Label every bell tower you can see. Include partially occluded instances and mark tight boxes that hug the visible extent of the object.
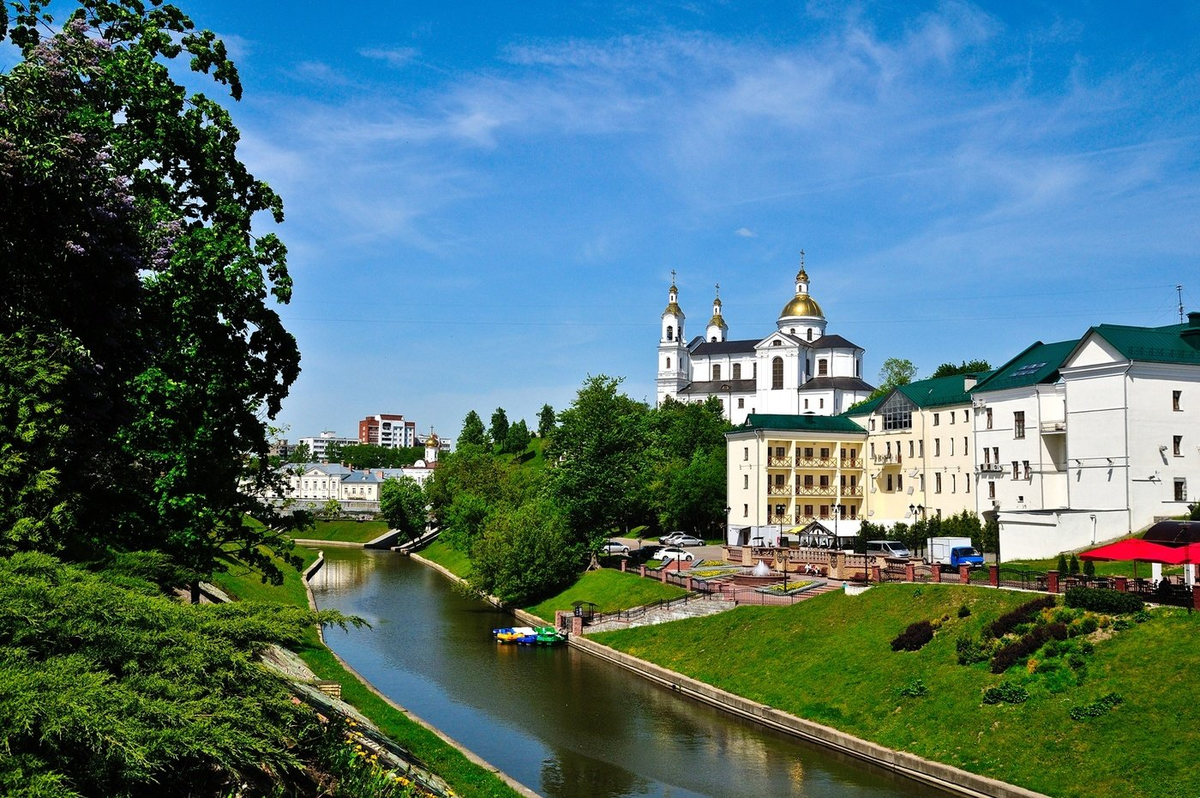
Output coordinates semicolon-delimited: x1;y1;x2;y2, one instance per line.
705;284;728;342
657;271;690;406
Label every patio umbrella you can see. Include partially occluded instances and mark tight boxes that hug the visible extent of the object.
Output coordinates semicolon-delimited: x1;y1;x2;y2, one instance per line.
1079;539;1184;585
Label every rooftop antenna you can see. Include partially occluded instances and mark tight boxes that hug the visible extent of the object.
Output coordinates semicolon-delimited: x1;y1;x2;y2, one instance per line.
1178;284;1185;323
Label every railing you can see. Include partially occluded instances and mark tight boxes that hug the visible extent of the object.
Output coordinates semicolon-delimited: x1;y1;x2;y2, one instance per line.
796;485;835;497
872;453;900;465
996;566;1046;591
767;514;792;525
768;457;791;467
795;457;837;468
839;485;863;497
839;458;863;468
768;485;791;496
1040;420;1066;433
977;463;1004;474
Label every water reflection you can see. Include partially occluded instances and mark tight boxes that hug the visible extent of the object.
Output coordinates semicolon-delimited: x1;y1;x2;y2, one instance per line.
310;549;940;798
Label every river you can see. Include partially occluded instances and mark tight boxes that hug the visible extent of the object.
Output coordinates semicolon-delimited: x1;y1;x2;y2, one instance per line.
308;548;944;798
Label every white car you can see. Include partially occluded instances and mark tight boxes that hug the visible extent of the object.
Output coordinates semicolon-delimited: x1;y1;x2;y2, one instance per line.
600;539;629;556
658;531;688;544
657;547;695;563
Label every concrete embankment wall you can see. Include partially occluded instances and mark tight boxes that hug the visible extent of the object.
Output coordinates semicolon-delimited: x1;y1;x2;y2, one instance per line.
410;554;1049;798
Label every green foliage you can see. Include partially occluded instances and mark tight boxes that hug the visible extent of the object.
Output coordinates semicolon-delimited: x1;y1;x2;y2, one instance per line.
891;620;935;652
1064;587;1144;614
1057;553;1069;574
489;407;509;449
379;476;425;541
929;360;992;379
1070;693;1124;721
958;604;972;618
468;496;583;605
333;443;425;469
877;357;917;393
522;568;687;622
898;679;928;698
287;441;312;463
982;682;1030;705
503;418;531;454
661;446;727;536
459;410;486;447
0;0;303;586
1069;554;1081;575
955;633;991;665
1083;557;1096;577
537;403;556;439
0;551;361;796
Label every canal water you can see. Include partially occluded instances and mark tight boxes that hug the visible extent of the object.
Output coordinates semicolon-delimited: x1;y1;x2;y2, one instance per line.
309;548;941;798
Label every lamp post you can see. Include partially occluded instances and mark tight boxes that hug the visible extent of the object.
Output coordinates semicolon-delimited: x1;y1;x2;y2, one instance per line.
724;505;731;545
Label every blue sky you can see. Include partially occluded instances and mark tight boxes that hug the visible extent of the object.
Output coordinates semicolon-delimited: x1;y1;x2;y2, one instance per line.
13;1;1200;444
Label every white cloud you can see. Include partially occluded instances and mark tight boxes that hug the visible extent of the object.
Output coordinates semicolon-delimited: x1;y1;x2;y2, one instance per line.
735;227;757;237
359;46;420;68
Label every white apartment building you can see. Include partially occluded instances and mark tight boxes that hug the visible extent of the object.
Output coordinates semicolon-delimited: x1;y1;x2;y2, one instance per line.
297;431;359;462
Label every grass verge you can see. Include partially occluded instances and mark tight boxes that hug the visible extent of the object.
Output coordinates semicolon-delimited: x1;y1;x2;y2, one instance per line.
291;519;391;544
523;568;687;622
211;547;522;798
418;538;472;579
590;583;1199;798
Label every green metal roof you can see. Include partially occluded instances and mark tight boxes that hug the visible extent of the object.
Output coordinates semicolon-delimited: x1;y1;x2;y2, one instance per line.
842;371;993;418
843;393;885;417
735;413;867;434
972;339;1078;393
1086;321;1200;365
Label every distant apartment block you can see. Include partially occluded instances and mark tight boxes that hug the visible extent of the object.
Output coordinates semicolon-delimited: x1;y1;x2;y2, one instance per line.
297;431;359;462
358;414;417;449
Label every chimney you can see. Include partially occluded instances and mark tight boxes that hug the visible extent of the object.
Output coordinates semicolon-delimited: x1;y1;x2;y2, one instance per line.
1183;311;1200;349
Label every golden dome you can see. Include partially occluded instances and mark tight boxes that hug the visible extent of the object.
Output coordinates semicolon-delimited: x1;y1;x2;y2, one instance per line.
780;293;824;319
708;314;728;329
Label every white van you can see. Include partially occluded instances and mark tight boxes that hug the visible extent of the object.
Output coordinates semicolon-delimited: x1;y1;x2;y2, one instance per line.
866;540;912;559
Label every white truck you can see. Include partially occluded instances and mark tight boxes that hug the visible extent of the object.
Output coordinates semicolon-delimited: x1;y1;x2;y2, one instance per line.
926;537;984;570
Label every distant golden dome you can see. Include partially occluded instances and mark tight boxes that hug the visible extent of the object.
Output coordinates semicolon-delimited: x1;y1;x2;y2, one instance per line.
780;294;824;319
708;314;728;329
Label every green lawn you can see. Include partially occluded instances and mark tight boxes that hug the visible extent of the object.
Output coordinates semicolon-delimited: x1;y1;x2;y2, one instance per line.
523;568;687;622
590;583;1199;798
418;538;472;578
291;519;390;543
212;548;522;798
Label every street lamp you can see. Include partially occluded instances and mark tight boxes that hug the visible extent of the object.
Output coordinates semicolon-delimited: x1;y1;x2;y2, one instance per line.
724;505;731;545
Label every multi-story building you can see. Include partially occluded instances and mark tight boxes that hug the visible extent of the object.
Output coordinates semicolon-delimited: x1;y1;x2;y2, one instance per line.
657;259;874;424
358;413;417;449
845;373;987;524
297;431;359;462
725;414;868;546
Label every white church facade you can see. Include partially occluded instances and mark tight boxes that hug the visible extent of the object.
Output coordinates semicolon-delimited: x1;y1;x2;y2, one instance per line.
657;258;874;424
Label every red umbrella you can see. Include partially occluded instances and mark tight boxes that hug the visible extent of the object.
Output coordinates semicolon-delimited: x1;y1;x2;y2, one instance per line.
1079;539;1181;562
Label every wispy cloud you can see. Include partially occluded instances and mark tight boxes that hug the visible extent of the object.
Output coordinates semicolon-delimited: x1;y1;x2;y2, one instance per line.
735;227;757;237
359;46;420;68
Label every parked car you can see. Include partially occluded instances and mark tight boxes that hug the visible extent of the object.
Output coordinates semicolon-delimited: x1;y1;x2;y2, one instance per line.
657;547;695;563
628;545;662;565
659;530;688;544
600;539;629;556
866;540;912;559
669;534;704;547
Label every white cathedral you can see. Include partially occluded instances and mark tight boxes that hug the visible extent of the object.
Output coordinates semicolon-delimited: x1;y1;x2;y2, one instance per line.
656;257;874;424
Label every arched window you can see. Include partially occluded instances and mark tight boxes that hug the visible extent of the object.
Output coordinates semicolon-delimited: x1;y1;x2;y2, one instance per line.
818;359;828;376
772;357;784;390
666;325;673;341
732;363;741;379
712;364;721;380
807;329;813;341
666;357;671;369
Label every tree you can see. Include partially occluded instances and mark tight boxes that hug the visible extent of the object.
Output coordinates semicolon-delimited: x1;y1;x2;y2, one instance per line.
661;447;727;537
504;418;531;454
547;375;650;544
459;410;487;447
468;497;583;605
1;1;303;591
287;442;312;464
379;476;426;541
878;357;917;391
930;360;992;379
538;403;556;439
489;407;510;449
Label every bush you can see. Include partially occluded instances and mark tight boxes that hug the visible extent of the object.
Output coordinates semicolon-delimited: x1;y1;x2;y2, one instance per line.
955;634;990;665
891;620;935;652
898;679;928;698
983;682;1029;705
957;604;971;618
1132;610;1151;623
1068;616;1099;637
986;596;1057;639
991;622;1069;673
1064;587;1144;614
1070;693;1124;720
1056;553;1069;573
1069;554;1080;575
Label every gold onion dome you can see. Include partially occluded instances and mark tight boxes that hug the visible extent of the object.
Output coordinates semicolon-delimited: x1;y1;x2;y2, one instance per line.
780;293;824;318
708;313;728;328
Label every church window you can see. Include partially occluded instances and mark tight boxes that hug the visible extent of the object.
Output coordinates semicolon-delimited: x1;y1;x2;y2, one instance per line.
855;360;860;377
753;363;757;379
772;357;784;390
666;357;671;369
790;328;796;335
737;397;744;408
733;363;741;379
666;325;673;341
807;329;813;341
711;336;717;342
772;339;781;346
804;399;809;409
712;364;721;381
819;398;824;409
818;360;828;376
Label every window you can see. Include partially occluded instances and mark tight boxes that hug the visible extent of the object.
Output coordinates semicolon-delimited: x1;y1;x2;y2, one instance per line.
1174;435;1183;456
775;447;785;457
804;447;814;458
1012;460;1019;480
743;503;749;517
1173;390;1182;411
1014;411;1025;439
743;447;749;462
737;397;745;409
803;475;814;488
964;410;969;422
964;436;969;456
870;442;876;457
1023;461;1032;480
804;504;814;517
949;438;955;456
993;447;999;464
870;418;876;430
934;439;941;457
818;360;828;376
733;363;742;379
986;408;993;429
988;481;996;500
887;474;894;491
919;440;925;457
819;505;830;519
908;440;914;458
753;363;757;379
774;474;786;487
951;474;957;493
819;398;825;409
712;364;721;380
772;357;784;390
666;357;671;369
819;475;830;488
820;447;830;458
880;393;914;430
933;413;940;426
1175;479;1188;502
935;473;942;494
804;399;809;409
919;474;925;491
950;412;955;425
965;474;970;493
807;329;813;341
772;339;782;346
743;475;749;489
666;325;673;341
898;474;904;490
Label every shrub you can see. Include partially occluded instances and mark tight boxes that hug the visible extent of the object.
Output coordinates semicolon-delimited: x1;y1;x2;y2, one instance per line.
1069;554;1080;575
1070;693;1124;720
991;622;1069;673
958;604;971;618
1132;610;1151;623
898;679;928;698
1068;616;1099;637
1064;587;1143;614
892;620;935;652
983;682;1029;705
956;634;990;665
1056;553;1069;574
986;596;1057;639
1083;558;1095;577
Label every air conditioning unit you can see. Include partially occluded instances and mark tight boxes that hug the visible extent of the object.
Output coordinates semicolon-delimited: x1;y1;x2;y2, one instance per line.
906;486;915;495
972;397;986;409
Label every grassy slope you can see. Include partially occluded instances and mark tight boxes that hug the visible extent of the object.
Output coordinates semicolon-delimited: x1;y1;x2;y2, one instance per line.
291;519;390;543
523;568;687;622
211;548;521;798
419;538;471;578
590;584;1200;798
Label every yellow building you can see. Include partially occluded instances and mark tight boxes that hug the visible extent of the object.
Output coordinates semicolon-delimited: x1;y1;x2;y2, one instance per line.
844;373;987;524
725;413;868;546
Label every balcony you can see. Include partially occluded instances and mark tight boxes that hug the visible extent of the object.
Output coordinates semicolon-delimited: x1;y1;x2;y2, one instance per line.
872;452;901;466
839;485;863;497
795;457;837;468
796;485;836;497
839;458;863;469
1040;420;1066;434
768;514;793;526
768;485;791;496
977;463;1004;474
768;456;792;468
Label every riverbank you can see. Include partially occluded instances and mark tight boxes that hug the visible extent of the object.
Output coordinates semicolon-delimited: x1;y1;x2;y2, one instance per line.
211;548;533;798
409;552;1030;798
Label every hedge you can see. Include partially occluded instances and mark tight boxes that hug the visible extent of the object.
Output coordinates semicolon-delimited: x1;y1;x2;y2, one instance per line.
1063;586;1144;614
